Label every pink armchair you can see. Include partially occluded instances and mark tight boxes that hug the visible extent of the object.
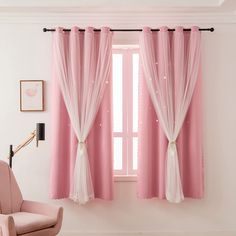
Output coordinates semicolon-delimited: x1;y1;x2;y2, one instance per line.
0;161;63;236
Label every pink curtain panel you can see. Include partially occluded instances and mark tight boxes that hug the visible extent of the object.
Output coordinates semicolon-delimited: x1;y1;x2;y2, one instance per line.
138;26;203;201
50;27;113;202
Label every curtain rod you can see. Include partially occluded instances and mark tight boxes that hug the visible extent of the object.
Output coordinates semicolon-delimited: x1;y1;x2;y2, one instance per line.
43;27;214;32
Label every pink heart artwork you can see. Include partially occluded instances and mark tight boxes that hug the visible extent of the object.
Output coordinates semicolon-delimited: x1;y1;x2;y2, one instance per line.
25;87;38;97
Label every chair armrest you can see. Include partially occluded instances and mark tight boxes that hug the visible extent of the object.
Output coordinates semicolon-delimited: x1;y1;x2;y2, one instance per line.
0;214;16;236
20;200;63;220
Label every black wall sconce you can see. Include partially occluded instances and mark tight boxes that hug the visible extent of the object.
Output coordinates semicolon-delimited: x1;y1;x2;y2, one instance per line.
9;123;45;168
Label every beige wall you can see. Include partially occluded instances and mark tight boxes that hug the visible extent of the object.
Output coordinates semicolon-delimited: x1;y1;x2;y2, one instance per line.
0;10;236;236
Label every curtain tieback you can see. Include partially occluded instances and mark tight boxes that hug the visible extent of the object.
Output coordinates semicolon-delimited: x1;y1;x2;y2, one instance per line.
168;140;177;156
78;141;86;148
169;140;176;145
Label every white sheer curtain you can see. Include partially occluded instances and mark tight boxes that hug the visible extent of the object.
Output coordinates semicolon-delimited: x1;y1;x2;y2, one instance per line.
139;26;201;203
53;27;112;204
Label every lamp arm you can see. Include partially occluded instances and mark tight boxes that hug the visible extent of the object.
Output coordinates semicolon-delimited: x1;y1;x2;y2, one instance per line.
10;130;36;157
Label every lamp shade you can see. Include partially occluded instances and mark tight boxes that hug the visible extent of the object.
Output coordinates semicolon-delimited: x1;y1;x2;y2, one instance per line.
36;123;45;141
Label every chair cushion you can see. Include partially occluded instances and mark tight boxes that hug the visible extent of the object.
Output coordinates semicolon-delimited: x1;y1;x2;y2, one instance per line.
9;212;57;235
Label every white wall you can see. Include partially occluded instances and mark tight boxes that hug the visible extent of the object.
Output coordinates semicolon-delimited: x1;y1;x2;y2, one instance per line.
0;10;236;236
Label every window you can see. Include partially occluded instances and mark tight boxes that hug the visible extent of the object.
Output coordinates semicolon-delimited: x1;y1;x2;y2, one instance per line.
112;47;139;176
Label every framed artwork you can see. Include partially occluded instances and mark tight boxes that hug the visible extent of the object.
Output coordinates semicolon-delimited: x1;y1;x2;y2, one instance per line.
20;80;44;111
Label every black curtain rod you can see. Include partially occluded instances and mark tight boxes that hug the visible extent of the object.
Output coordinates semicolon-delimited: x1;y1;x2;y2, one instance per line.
43;27;214;32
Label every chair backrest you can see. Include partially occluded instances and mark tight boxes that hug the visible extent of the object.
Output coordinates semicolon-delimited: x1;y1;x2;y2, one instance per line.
0;160;23;214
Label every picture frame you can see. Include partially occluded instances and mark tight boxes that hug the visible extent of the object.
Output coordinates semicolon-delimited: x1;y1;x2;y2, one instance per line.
20;80;44;112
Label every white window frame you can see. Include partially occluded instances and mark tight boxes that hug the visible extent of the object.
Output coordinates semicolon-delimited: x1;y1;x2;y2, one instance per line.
112;46;139;180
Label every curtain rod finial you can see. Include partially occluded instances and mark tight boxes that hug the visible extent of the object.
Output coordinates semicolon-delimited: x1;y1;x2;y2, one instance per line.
43;28;47;32
210;27;214;32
